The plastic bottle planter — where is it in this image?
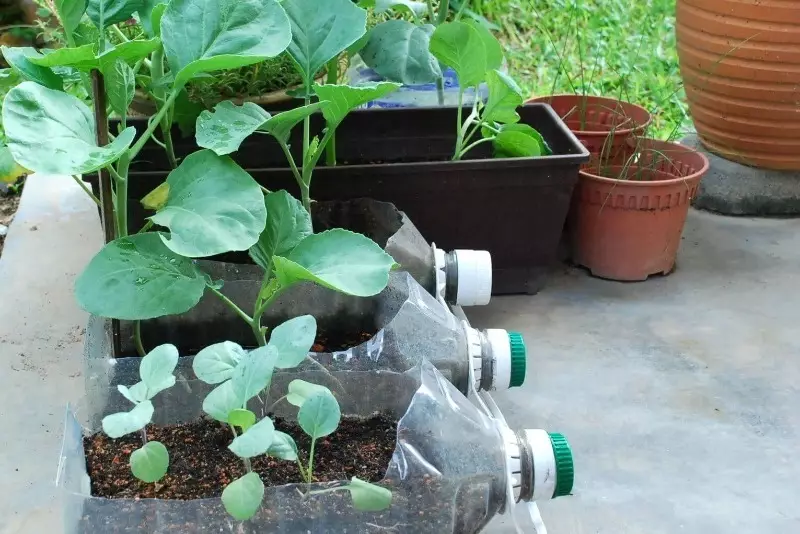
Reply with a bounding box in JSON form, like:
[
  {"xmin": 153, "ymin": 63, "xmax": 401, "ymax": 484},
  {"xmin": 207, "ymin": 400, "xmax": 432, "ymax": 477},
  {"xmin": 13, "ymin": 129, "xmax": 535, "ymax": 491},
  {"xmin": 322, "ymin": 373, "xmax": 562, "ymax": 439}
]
[{"xmin": 60, "ymin": 363, "xmax": 572, "ymax": 533}]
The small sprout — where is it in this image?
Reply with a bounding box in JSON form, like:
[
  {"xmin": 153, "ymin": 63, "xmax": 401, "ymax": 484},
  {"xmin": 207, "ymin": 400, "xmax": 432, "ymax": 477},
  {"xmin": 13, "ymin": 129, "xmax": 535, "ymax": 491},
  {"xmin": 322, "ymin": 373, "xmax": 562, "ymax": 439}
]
[
  {"xmin": 286, "ymin": 379, "xmax": 331, "ymax": 407},
  {"xmin": 297, "ymin": 389, "xmax": 341, "ymax": 441},
  {"xmin": 130, "ymin": 441, "xmax": 170, "ymax": 483},
  {"xmin": 222, "ymin": 472, "xmax": 265, "ymax": 521},
  {"xmin": 267, "ymin": 431, "xmax": 298, "ymax": 461},
  {"xmin": 228, "ymin": 408, "xmax": 257, "ymax": 432},
  {"xmin": 229, "ymin": 417, "xmax": 276, "ymax": 458},
  {"xmin": 101, "ymin": 400, "xmax": 154, "ymax": 439}
]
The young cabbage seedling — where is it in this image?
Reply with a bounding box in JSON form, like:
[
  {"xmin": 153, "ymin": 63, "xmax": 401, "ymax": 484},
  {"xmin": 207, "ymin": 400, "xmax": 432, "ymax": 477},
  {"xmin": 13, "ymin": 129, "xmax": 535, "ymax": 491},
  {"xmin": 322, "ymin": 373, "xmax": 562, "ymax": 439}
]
[
  {"xmin": 193, "ymin": 316, "xmax": 392, "ymax": 521},
  {"xmin": 100, "ymin": 344, "xmax": 179, "ymax": 484}
]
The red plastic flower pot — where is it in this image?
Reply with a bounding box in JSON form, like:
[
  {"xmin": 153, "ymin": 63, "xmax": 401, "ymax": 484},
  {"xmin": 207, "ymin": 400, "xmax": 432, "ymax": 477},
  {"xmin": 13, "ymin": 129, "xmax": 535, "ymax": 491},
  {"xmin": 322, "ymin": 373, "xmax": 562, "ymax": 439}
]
[{"xmin": 570, "ymin": 139, "xmax": 709, "ymax": 281}]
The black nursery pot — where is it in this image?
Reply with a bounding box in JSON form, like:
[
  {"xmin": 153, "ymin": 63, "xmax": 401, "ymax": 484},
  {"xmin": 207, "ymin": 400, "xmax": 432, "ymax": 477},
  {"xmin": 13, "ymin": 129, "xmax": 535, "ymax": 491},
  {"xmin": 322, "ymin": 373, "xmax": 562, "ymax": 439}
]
[{"xmin": 120, "ymin": 104, "xmax": 589, "ymax": 294}]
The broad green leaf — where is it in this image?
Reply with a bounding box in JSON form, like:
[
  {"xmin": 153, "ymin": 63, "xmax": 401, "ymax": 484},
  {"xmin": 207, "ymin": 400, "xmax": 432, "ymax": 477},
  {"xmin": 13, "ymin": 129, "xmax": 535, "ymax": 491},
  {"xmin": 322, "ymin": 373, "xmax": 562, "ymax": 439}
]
[
  {"xmin": 137, "ymin": 0, "xmax": 166, "ymax": 37},
  {"xmin": 228, "ymin": 409, "xmax": 257, "ymax": 432},
  {"xmin": 74, "ymin": 233, "xmax": 208, "ymax": 320},
  {"xmin": 53, "ymin": 0, "xmax": 88, "ymax": 37},
  {"xmin": 231, "ymin": 345, "xmax": 279, "ymax": 404},
  {"xmin": 101, "ymin": 400, "xmax": 154, "ymax": 438},
  {"xmin": 492, "ymin": 129, "xmax": 542, "ymax": 158},
  {"xmin": 228, "ymin": 417, "xmax": 275, "ymax": 458},
  {"xmin": 203, "ymin": 380, "xmax": 245, "ymax": 423},
  {"xmin": 222, "ymin": 472, "xmax": 264, "ymax": 521},
  {"xmin": 30, "ymin": 40, "xmax": 161, "ymax": 70},
  {"xmin": 359, "ymin": 21, "xmax": 441, "ymax": 85},
  {"xmin": 286, "ymin": 380, "xmax": 331, "ymax": 407},
  {"xmin": 104, "ymin": 59, "xmax": 135, "ymax": 118},
  {"xmin": 195, "ymin": 101, "xmax": 271, "ymax": 156},
  {"xmin": 0, "ymin": 145, "xmax": 28, "ymax": 185},
  {"xmin": 130, "ymin": 441, "xmax": 169, "ymax": 483},
  {"xmin": 118, "ymin": 382, "xmax": 148, "ymax": 404},
  {"xmin": 87, "ymin": 0, "xmax": 144, "ymax": 29},
  {"xmin": 150, "ymin": 150, "xmax": 267, "ymax": 258},
  {"xmin": 193, "ymin": 341, "xmax": 246, "ymax": 384},
  {"xmin": 269, "ymin": 315, "xmax": 317, "ymax": 369},
  {"xmin": 249, "ymin": 190, "xmax": 311, "ymax": 272},
  {"xmin": 345, "ymin": 477, "xmax": 392, "ymax": 511},
  {"xmin": 313, "ymin": 83, "xmax": 400, "ymax": 129},
  {"xmin": 494, "ymin": 123, "xmax": 550, "ymax": 156},
  {"xmin": 28, "ymin": 44, "xmax": 94, "ymax": 68},
  {"xmin": 1, "ymin": 47, "xmax": 64, "ymax": 90},
  {"xmin": 273, "ymin": 229, "xmax": 396, "ymax": 297},
  {"xmin": 161, "ymin": 0, "xmax": 292, "ymax": 87},
  {"xmin": 464, "ymin": 19, "xmax": 503, "ymax": 71},
  {"xmin": 0, "ymin": 68, "xmax": 20, "ymax": 89},
  {"xmin": 139, "ymin": 344, "xmax": 179, "ymax": 393},
  {"xmin": 267, "ymin": 431, "xmax": 298, "ymax": 461},
  {"xmin": 298, "ymin": 389, "xmax": 341, "ymax": 439},
  {"xmin": 72, "ymin": 20, "xmax": 100, "ymax": 47},
  {"xmin": 429, "ymin": 21, "xmax": 487, "ymax": 88},
  {"xmin": 257, "ymin": 102, "xmax": 326, "ymax": 145},
  {"xmin": 2, "ymin": 82, "xmax": 135, "ymax": 175},
  {"xmin": 375, "ymin": 0, "xmax": 427, "ymax": 16},
  {"xmin": 483, "ymin": 70, "xmax": 523, "ymax": 124},
  {"xmin": 282, "ymin": 0, "xmax": 367, "ymax": 83},
  {"xmin": 141, "ymin": 182, "xmax": 169, "ymax": 211}
]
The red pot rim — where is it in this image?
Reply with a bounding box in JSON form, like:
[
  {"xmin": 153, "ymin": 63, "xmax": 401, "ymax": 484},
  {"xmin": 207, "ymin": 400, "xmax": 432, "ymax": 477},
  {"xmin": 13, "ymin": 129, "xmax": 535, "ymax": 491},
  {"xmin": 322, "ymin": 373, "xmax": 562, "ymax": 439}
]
[{"xmin": 527, "ymin": 94, "xmax": 653, "ymax": 137}]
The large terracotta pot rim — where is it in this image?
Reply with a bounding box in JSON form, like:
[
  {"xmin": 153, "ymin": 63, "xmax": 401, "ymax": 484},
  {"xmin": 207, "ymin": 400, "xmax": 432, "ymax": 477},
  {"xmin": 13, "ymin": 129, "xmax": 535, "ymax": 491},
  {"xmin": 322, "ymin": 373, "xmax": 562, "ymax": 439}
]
[{"xmin": 527, "ymin": 94, "xmax": 653, "ymax": 137}]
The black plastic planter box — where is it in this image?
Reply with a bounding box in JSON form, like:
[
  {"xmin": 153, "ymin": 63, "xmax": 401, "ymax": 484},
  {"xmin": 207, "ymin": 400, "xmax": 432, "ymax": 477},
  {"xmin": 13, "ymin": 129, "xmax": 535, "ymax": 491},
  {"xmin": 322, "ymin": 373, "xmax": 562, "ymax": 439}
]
[{"xmin": 120, "ymin": 104, "xmax": 589, "ymax": 294}]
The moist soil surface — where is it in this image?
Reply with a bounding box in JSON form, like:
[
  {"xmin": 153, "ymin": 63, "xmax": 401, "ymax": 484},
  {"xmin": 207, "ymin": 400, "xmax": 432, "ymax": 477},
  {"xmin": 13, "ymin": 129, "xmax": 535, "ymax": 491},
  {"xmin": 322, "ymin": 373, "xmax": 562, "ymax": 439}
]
[
  {"xmin": 85, "ymin": 413, "xmax": 397, "ymax": 500},
  {"xmin": 312, "ymin": 328, "xmax": 375, "ymax": 352},
  {"xmin": 0, "ymin": 191, "xmax": 21, "ymax": 258}
]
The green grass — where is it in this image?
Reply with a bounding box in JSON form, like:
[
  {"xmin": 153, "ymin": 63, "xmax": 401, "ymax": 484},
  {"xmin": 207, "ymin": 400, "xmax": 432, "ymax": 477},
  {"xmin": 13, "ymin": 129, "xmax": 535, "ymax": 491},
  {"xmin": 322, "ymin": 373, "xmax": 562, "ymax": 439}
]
[{"xmin": 477, "ymin": 0, "xmax": 689, "ymax": 139}]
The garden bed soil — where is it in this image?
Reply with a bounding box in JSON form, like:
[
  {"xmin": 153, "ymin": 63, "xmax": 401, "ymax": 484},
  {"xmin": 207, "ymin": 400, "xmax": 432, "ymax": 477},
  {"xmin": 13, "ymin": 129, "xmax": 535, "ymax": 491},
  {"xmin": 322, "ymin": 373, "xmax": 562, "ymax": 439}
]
[{"xmin": 0, "ymin": 192, "xmax": 20, "ymax": 258}]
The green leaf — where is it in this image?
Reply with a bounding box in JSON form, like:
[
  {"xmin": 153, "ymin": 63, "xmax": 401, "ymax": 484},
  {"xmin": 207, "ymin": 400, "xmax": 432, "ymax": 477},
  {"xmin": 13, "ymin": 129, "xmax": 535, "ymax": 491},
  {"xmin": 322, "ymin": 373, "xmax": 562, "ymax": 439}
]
[
  {"xmin": 74, "ymin": 233, "xmax": 209, "ymax": 320},
  {"xmin": 118, "ymin": 382, "xmax": 148, "ymax": 404},
  {"xmin": 229, "ymin": 417, "xmax": 275, "ymax": 458},
  {"xmin": 249, "ymin": 190, "xmax": 311, "ymax": 272},
  {"xmin": 483, "ymin": 70, "xmax": 523, "ymax": 124},
  {"xmin": 137, "ymin": 0, "xmax": 166, "ymax": 37},
  {"xmin": 2, "ymin": 82, "xmax": 135, "ymax": 176},
  {"xmin": 464, "ymin": 19, "xmax": 503, "ymax": 71},
  {"xmin": 267, "ymin": 431, "xmax": 298, "ymax": 461},
  {"xmin": 139, "ymin": 344, "xmax": 179, "ymax": 396},
  {"xmin": 298, "ymin": 389, "xmax": 341, "ymax": 439},
  {"xmin": 231, "ymin": 346, "xmax": 279, "ymax": 404},
  {"xmin": 173, "ymin": 89, "xmax": 204, "ymax": 136},
  {"xmin": 130, "ymin": 441, "xmax": 169, "ymax": 483},
  {"xmin": 193, "ymin": 341, "xmax": 246, "ymax": 384},
  {"xmin": 375, "ymin": 0, "xmax": 427, "ymax": 16},
  {"xmin": 161, "ymin": 0, "xmax": 292, "ymax": 87},
  {"xmin": 273, "ymin": 229, "xmax": 396, "ymax": 297},
  {"xmin": 28, "ymin": 44, "xmax": 95, "ymax": 68},
  {"xmin": 1, "ymin": 47, "xmax": 64, "ymax": 90},
  {"xmin": 492, "ymin": 128, "xmax": 542, "ymax": 158},
  {"xmin": 101, "ymin": 400, "xmax": 154, "ymax": 438},
  {"xmin": 87, "ymin": 0, "xmax": 144, "ymax": 29},
  {"xmin": 313, "ymin": 83, "xmax": 400, "ymax": 129},
  {"xmin": 228, "ymin": 409, "xmax": 257, "ymax": 432},
  {"xmin": 195, "ymin": 101, "xmax": 271, "ymax": 156},
  {"xmin": 359, "ymin": 21, "xmax": 441, "ymax": 85},
  {"xmin": 269, "ymin": 315, "xmax": 317, "ymax": 369},
  {"xmin": 203, "ymin": 381, "xmax": 245, "ymax": 423},
  {"xmin": 286, "ymin": 380, "xmax": 331, "ymax": 407},
  {"xmin": 282, "ymin": 0, "xmax": 367, "ymax": 83},
  {"xmin": 53, "ymin": 0, "xmax": 88, "ymax": 37},
  {"xmin": 104, "ymin": 59, "xmax": 135, "ymax": 118},
  {"xmin": 150, "ymin": 150, "xmax": 267, "ymax": 258},
  {"xmin": 345, "ymin": 477, "xmax": 392, "ymax": 511},
  {"xmin": 429, "ymin": 21, "xmax": 487, "ymax": 88},
  {"xmin": 222, "ymin": 472, "xmax": 264, "ymax": 521},
  {"xmin": 141, "ymin": 182, "xmax": 169, "ymax": 211},
  {"xmin": 31, "ymin": 40, "xmax": 161, "ymax": 70},
  {"xmin": 258, "ymin": 102, "xmax": 326, "ymax": 145},
  {"xmin": 0, "ymin": 145, "xmax": 28, "ymax": 185}
]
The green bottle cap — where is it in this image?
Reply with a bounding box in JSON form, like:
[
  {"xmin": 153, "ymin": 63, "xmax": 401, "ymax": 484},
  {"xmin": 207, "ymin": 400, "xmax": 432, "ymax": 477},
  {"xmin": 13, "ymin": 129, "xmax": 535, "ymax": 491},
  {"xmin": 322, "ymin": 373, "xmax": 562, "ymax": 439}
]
[
  {"xmin": 549, "ymin": 433, "xmax": 574, "ymax": 497},
  {"xmin": 508, "ymin": 331, "xmax": 526, "ymax": 387}
]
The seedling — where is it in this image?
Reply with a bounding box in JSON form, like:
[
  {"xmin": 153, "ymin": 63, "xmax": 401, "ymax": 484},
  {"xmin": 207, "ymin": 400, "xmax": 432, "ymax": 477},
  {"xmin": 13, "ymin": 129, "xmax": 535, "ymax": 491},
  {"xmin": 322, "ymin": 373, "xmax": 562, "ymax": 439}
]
[
  {"xmin": 193, "ymin": 316, "xmax": 392, "ymax": 521},
  {"xmin": 100, "ymin": 344, "xmax": 179, "ymax": 484}
]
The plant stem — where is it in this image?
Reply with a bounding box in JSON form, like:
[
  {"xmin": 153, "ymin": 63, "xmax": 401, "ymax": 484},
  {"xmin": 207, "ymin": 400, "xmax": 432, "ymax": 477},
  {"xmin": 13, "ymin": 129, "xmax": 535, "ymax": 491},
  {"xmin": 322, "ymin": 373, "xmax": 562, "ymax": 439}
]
[
  {"xmin": 426, "ymin": 0, "xmax": 435, "ymax": 21},
  {"xmin": 140, "ymin": 427, "xmax": 148, "ymax": 444},
  {"xmin": 106, "ymin": 164, "xmax": 123, "ymax": 183},
  {"xmin": 265, "ymin": 395, "xmax": 287, "ymax": 415},
  {"xmin": 435, "ymin": 76, "xmax": 445, "ymax": 106},
  {"xmin": 134, "ymin": 320, "xmax": 145, "ymax": 357},
  {"xmin": 307, "ymin": 438, "xmax": 317, "ymax": 482},
  {"xmin": 150, "ymin": 49, "xmax": 178, "ymax": 169},
  {"xmin": 459, "ymin": 136, "xmax": 493, "ymax": 158},
  {"xmin": 278, "ymin": 140, "xmax": 303, "ymax": 188},
  {"xmin": 297, "ymin": 457, "xmax": 310, "ymax": 483},
  {"xmin": 453, "ymin": 88, "xmax": 465, "ymax": 158},
  {"xmin": 252, "ymin": 284, "xmax": 284, "ymax": 347},
  {"xmin": 230, "ymin": 425, "xmax": 253, "ymax": 473},
  {"xmin": 437, "ymin": 0, "xmax": 450, "ymax": 25},
  {"xmin": 129, "ymin": 90, "xmax": 180, "ymax": 160},
  {"xmin": 324, "ymin": 59, "xmax": 338, "ymax": 167},
  {"xmin": 71, "ymin": 175, "xmax": 101, "ymax": 206},
  {"xmin": 209, "ymin": 286, "xmax": 254, "ymax": 324},
  {"xmin": 300, "ymin": 182, "xmax": 312, "ymax": 214},
  {"xmin": 110, "ymin": 25, "xmax": 129, "ymax": 43},
  {"xmin": 115, "ymin": 155, "xmax": 131, "ymax": 237},
  {"xmin": 137, "ymin": 220, "xmax": 154, "ymax": 234}
]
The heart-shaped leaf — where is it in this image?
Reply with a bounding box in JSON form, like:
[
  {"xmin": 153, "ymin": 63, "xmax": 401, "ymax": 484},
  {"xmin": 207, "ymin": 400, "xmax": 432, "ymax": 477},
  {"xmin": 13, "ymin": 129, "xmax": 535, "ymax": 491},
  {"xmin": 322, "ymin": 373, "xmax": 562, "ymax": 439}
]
[
  {"xmin": 161, "ymin": 0, "xmax": 292, "ymax": 87},
  {"xmin": 103, "ymin": 59, "xmax": 135, "ymax": 118},
  {"xmin": 267, "ymin": 431, "xmax": 298, "ymax": 461},
  {"xmin": 74, "ymin": 233, "xmax": 209, "ymax": 320},
  {"xmin": 493, "ymin": 124, "xmax": 545, "ymax": 158},
  {"xmin": 464, "ymin": 19, "xmax": 503, "ymax": 71},
  {"xmin": 222, "ymin": 472, "xmax": 264, "ymax": 521},
  {"xmin": 203, "ymin": 380, "xmax": 245, "ymax": 423},
  {"xmin": 193, "ymin": 341, "xmax": 246, "ymax": 384},
  {"xmin": 249, "ymin": 190, "xmax": 311, "ymax": 272},
  {"xmin": 273, "ymin": 229, "xmax": 396, "ymax": 297},
  {"xmin": 282, "ymin": 0, "xmax": 367, "ymax": 83},
  {"xmin": 257, "ymin": 102, "xmax": 326, "ymax": 145},
  {"xmin": 286, "ymin": 379, "xmax": 330, "ymax": 407},
  {"xmin": 117, "ymin": 382, "xmax": 148, "ymax": 404},
  {"xmin": 87, "ymin": 0, "xmax": 144, "ymax": 28},
  {"xmin": 359, "ymin": 21, "xmax": 441, "ymax": 85},
  {"xmin": 429, "ymin": 21, "xmax": 488, "ymax": 88},
  {"xmin": 298, "ymin": 389, "xmax": 340, "ymax": 439},
  {"xmin": 483, "ymin": 70, "xmax": 524, "ymax": 124},
  {"xmin": 344, "ymin": 477, "xmax": 392, "ymax": 511},
  {"xmin": 313, "ymin": 82, "xmax": 400, "ymax": 129},
  {"xmin": 229, "ymin": 417, "xmax": 275, "ymax": 458},
  {"xmin": 228, "ymin": 409, "xmax": 257, "ymax": 432},
  {"xmin": 1, "ymin": 47, "xmax": 64, "ymax": 90},
  {"xmin": 139, "ymin": 344, "xmax": 179, "ymax": 393},
  {"xmin": 130, "ymin": 441, "xmax": 169, "ymax": 483},
  {"xmin": 53, "ymin": 0, "xmax": 88, "ymax": 38},
  {"xmin": 2, "ymin": 82, "xmax": 135, "ymax": 175},
  {"xmin": 269, "ymin": 315, "xmax": 317, "ymax": 369},
  {"xmin": 150, "ymin": 150, "xmax": 267, "ymax": 258},
  {"xmin": 231, "ymin": 345, "xmax": 279, "ymax": 404},
  {"xmin": 101, "ymin": 400, "xmax": 154, "ymax": 438},
  {"xmin": 196, "ymin": 101, "xmax": 271, "ymax": 156}
]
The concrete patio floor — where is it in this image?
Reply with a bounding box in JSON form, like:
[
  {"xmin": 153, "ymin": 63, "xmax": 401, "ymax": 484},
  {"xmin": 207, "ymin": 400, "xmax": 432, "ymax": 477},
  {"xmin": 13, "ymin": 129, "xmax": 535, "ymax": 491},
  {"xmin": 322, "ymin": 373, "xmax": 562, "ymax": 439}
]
[{"xmin": 1, "ymin": 174, "xmax": 799, "ymax": 533}]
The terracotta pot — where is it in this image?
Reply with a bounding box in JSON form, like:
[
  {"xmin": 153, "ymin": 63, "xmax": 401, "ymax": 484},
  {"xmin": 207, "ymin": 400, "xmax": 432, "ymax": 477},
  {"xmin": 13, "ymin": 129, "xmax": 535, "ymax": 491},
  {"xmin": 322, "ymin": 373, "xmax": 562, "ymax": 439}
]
[
  {"xmin": 570, "ymin": 139, "xmax": 709, "ymax": 281},
  {"xmin": 527, "ymin": 94, "xmax": 651, "ymax": 163},
  {"xmin": 676, "ymin": 0, "xmax": 800, "ymax": 170}
]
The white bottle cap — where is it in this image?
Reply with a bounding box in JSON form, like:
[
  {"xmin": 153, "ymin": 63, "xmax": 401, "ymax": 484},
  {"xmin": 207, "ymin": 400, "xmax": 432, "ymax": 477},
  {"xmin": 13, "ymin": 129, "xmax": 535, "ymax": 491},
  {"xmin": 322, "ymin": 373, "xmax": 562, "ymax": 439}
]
[
  {"xmin": 518, "ymin": 430, "xmax": 574, "ymax": 502},
  {"xmin": 454, "ymin": 249, "xmax": 493, "ymax": 306},
  {"xmin": 485, "ymin": 328, "xmax": 512, "ymax": 390}
]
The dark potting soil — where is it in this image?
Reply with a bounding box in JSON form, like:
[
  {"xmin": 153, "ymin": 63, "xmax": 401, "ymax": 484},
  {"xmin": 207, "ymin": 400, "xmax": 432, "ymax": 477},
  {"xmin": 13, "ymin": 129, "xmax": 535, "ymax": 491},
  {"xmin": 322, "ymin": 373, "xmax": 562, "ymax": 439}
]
[
  {"xmin": 312, "ymin": 329, "xmax": 375, "ymax": 352},
  {"xmin": 84, "ymin": 414, "xmax": 397, "ymax": 500}
]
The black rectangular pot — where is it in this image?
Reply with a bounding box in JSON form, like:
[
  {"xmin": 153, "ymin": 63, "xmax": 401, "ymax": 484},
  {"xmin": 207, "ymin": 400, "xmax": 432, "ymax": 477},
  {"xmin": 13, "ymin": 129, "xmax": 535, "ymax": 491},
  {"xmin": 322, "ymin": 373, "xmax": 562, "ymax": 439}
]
[{"xmin": 119, "ymin": 104, "xmax": 589, "ymax": 294}]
